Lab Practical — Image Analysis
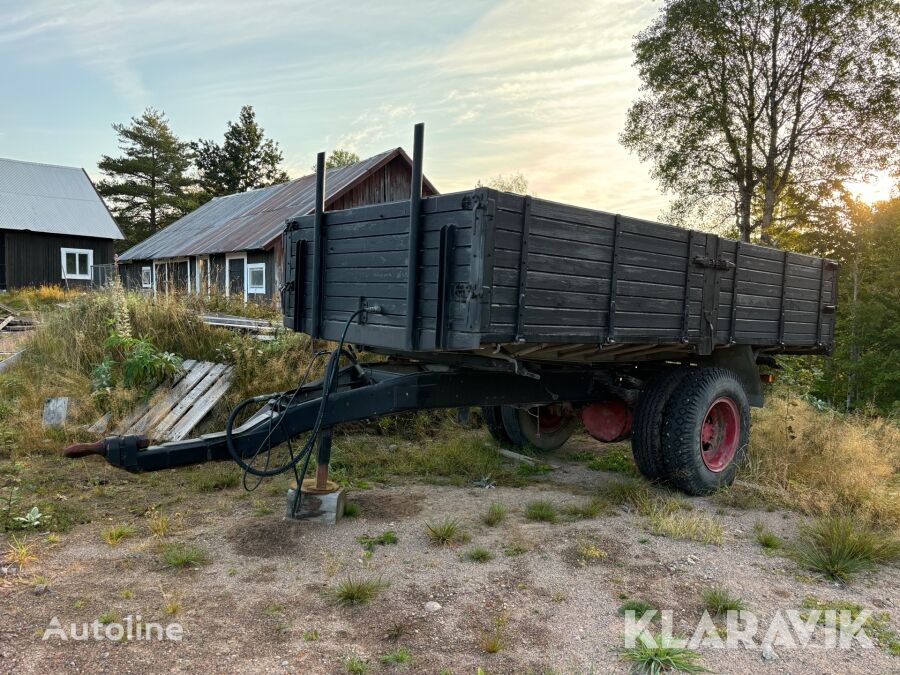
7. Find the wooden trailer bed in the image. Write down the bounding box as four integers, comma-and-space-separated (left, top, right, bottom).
282, 187, 838, 364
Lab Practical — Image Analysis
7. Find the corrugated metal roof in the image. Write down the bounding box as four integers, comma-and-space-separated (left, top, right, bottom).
0, 158, 123, 240
120, 147, 432, 261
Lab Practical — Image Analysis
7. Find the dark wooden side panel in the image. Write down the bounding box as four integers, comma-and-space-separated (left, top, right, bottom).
281, 188, 838, 357
3, 229, 113, 288
484, 194, 704, 343
283, 193, 481, 350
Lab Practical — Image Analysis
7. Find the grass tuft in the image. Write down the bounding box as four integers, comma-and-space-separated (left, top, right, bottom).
524, 500, 558, 523
585, 444, 638, 475
618, 600, 658, 620
357, 530, 397, 552
379, 647, 412, 665
343, 502, 360, 518
329, 576, 389, 606
160, 542, 207, 569
4, 534, 37, 570
791, 514, 900, 582
561, 497, 609, 520
343, 654, 370, 674
425, 518, 464, 545
752, 522, 781, 550
462, 546, 494, 563
101, 524, 136, 546
621, 636, 708, 674
702, 587, 746, 615
483, 501, 507, 527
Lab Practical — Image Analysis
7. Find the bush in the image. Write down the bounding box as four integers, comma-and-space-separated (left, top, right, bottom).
792, 515, 900, 582
748, 397, 900, 525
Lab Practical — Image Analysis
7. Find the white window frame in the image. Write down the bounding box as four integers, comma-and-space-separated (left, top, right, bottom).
61, 247, 93, 280
225, 253, 248, 301
247, 263, 266, 295
140, 266, 152, 289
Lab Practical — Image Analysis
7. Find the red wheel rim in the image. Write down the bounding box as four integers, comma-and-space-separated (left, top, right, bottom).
699, 397, 739, 472
533, 406, 565, 433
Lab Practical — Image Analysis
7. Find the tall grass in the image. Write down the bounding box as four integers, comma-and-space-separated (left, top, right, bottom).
747, 397, 900, 526
0, 289, 318, 456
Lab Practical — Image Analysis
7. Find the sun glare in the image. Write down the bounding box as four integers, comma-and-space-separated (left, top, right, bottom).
846, 169, 898, 205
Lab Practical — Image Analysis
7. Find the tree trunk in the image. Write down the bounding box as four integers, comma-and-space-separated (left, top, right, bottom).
738, 185, 753, 242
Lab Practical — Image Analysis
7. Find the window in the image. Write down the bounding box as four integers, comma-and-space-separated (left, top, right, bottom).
61, 248, 93, 280
247, 263, 266, 294
141, 266, 152, 288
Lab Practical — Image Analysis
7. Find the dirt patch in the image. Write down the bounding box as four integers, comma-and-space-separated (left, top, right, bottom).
350, 488, 425, 520
3, 440, 899, 674
227, 518, 309, 557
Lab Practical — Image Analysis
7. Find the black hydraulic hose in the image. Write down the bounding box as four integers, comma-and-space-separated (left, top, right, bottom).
225, 308, 373, 477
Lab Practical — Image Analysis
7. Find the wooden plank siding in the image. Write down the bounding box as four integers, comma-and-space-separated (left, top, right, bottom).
282, 187, 838, 361
2, 229, 114, 289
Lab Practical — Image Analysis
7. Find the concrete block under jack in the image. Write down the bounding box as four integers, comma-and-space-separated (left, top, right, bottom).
286, 480, 346, 525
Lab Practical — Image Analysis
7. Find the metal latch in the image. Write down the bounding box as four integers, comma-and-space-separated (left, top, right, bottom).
452, 283, 480, 301
693, 256, 735, 271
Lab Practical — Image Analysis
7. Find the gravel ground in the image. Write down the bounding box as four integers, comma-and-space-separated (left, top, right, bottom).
1, 444, 898, 674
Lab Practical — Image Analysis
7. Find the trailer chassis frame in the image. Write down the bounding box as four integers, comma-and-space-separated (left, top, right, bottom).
66, 359, 645, 474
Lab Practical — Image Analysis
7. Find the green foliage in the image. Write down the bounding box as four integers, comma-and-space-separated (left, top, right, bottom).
97, 108, 198, 249
585, 445, 637, 474
325, 149, 360, 169
194, 105, 289, 197
103, 332, 183, 389
622, 0, 900, 241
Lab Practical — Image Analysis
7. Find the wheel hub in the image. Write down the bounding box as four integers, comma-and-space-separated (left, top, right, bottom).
699, 396, 739, 472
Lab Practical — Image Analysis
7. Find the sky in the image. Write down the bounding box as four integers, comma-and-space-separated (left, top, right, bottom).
0, 0, 894, 220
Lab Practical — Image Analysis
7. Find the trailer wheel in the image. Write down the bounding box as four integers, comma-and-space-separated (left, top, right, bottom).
500, 404, 576, 452
631, 368, 691, 482
481, 406, 513, 445
661, 368, 750, 496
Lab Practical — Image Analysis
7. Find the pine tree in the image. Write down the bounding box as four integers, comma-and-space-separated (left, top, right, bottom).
97, 108, 198, 250
193, 105, 290, 197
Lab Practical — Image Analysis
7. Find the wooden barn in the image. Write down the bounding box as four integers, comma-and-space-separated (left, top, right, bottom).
118, 148, 437, 302
0, 158, 123, 290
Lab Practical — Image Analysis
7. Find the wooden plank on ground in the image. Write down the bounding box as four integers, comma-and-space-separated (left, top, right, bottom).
114, 359, 197, 434
152, 363, 227, 438
0, 317, 12, 332
128, 361, 215, 435
167, 367, 233, 441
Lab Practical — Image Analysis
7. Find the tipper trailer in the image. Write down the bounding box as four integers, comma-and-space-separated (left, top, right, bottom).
66, 124, 838, 501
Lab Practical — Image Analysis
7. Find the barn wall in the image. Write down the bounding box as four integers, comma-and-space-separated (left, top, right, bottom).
327, 155, 437, 210
3, 229, 114, 289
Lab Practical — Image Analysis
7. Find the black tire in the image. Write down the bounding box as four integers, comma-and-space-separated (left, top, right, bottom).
631, 368, 691, 482
500, 404, 577, 452
481, 406, 513, 445
661, 368, 750, 496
